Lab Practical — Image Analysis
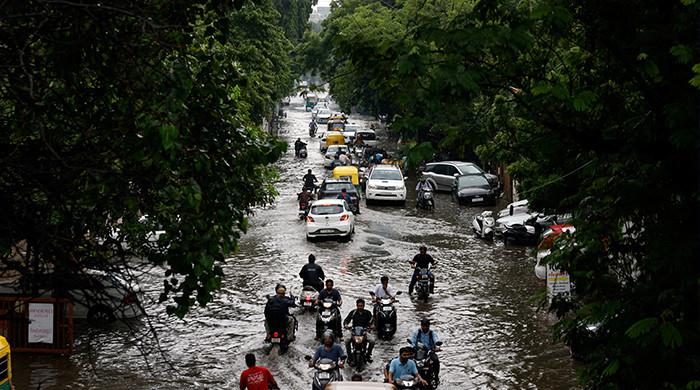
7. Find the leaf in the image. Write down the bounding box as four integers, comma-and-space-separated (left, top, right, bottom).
670, 45, 693, 64
602, 359, 620, 377
681, 0, 696, 5
625, 317, 658, 338
551, 83, 569, 99
689, 75, 700, 88
659, 322, 683, 348
531, 82, 550, 96
159, 124, 179, 151
572, 90, 598, 112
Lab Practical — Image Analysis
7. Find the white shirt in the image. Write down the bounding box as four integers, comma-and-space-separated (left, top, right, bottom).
373, 283, 396, 299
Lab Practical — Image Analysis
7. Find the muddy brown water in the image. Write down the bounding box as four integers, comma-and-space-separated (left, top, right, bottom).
13, 97, 579, 389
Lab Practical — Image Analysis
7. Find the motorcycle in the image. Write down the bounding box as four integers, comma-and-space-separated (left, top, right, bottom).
415, 267, 433, 302
296, 144, 308, 158
265, 313, 298, 354
298, 197, 311, 220
306, 357, 343, 390
417, 189, 435, 210
395, 374, 420, 389
299, 285, 319, 311
410, 340, 442, 389
472, 210, 495, 239
369, 291, 402, 340
346, 325, 369, 369
316, 298, 342, 339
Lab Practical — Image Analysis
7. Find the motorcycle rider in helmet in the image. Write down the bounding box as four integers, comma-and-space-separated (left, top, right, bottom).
264, 284, 297, 342
299, 254, 325, 292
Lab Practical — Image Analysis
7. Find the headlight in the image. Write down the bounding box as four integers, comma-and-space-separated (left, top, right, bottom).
368, 184, 378, 189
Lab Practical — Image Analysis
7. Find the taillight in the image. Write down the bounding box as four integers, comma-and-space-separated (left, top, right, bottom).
340, 215, 349, 221
306, 216, 315, 222
273, 332, 279, 337
306, 296, 311, 301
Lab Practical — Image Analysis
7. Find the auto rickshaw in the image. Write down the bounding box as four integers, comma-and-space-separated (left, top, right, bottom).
0, 336, 13, 390
327, 117, 346, 132
332, 166, 363, 195
324, 132, 346, 150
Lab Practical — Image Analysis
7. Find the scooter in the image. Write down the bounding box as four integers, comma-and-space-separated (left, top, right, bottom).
346, 325, 369, 369
412, 340, 442, 389
369, 291, 402, 340
298, 198, 311, 220
299, 285, 319, 311
316, 298, 342, 339
417, 189, 435, 210
265, 314, 297, 354
395, 374, 420, 389
472, 210, 495, 239
296, 144, 308, 158
415, 267, 433, 302
306, 357, 343, 390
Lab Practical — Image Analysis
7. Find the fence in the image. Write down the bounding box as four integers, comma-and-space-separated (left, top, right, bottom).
0, 296, 73, 355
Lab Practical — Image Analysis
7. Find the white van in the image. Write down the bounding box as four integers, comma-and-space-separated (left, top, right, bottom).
365, 164, 406, 204
355, 129, 378, 147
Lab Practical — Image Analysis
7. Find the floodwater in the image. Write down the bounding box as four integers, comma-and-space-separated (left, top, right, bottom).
13, 97, 580, 389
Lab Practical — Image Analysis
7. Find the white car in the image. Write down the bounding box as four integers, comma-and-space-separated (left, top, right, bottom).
316, 109, 333, 124
305, 199, 355, 241
343, 124, 360, 144
497, 199, 530, 218
365, 165, 407, 204
324, 145, 350, 168
0, 270, 144, 325
355, 129, 378, 147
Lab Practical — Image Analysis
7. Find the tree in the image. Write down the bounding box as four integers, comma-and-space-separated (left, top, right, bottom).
0, 0, 293, 317
299, 0, 700, 387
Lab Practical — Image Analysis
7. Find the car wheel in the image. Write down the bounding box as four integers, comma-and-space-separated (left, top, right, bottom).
87, 304, 116, 325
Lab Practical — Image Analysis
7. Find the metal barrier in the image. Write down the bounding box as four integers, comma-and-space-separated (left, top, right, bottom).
0, 297, 73, 355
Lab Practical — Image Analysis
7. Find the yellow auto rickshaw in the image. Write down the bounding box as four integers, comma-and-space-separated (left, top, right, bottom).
0, 336, 13, 390
325, 132, 346, 150
332, 166, 359, 186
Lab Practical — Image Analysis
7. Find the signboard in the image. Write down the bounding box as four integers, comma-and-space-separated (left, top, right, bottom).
28, 303, 54, 344
546, 265, 571, 301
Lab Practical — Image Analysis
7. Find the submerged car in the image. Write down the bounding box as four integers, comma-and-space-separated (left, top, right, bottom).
305, 199, 355, 241
451, 174, 497, 205
421, 161, 500, 193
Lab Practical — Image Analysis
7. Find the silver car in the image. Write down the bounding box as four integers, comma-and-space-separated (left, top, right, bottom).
421, 161, 500, 192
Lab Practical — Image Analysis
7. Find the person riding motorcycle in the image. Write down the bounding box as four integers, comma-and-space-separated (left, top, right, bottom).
298, 188, 313, 209
310, 331, 346, 369
316, 279, 343, 338
410, 319, 441, 382
294, 138, 307, 157
303, 169, 318, 192
264, 284, 297, 341
372, 275, 397, 301
343, 298, 375, 363
299, 254, 325, 292
387, 346, 428, 386
408, 245, 436, 295
415, 176, 434, 202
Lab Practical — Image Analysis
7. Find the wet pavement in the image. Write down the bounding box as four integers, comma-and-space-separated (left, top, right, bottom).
13, 96, 580, 389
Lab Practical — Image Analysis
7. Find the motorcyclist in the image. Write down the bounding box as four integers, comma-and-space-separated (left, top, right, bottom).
415, 176, 434, 203
387, 346, 428, 386
410, 318, 441, 381
299, 254, 325, 292
343, 298, 375, 363
294, 138, 307, 157
303, 169, 318, 192
264, 284, 297, 342
337, 188, 353, 206
316, 279, 343, 338
408, 245, 436, 295
298, 188, 313, 209
372, 275, 397, 301
338, 152, 351, 166
310, 331, 346, 369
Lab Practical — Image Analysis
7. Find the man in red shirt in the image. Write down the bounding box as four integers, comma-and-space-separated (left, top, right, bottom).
240, 353, 279, 390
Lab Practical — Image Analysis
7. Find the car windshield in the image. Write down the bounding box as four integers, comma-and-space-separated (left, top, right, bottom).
324, 183, 355, 192
457, 175, 489, 188
311, 205, 344, 215
456, 163, 483, 175
371, 170, 402, 180
327, 146, 347, 153
357, 132, 376, 140
345, 125, 360, 132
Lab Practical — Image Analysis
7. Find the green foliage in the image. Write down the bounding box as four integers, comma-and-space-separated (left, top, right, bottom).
0, 0, 293, 316
299, 0, 700, 388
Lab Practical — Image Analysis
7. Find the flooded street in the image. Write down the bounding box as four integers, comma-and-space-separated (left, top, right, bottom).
14, 97, 579, 389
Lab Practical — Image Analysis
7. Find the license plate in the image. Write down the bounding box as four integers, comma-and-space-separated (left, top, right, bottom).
320, 229, 335, 233
303, 301, 312, 306
382, 306, 393, 312
472, 197, 484, 202
271, 337, 281, 343
319, 372, 331, 379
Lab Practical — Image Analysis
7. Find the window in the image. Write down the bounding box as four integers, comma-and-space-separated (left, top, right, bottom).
324, 183, 355, 192
432, 165, 448, 175
457, 175, 489, 189
456, 163, 483, 175
445, 165, 459, 176
371, 169, 402, 181
311, 205, 344, 215
357, 131, 376, 140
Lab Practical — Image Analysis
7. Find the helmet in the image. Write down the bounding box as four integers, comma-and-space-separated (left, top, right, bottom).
308, 254, 316, 263
322, 329, 335, 343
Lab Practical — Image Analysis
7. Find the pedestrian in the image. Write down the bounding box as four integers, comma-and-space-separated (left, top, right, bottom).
240, 353, 279, 390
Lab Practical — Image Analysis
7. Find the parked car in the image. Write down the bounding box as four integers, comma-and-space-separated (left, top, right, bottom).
451, 174, 498, 205
0, 270, 144, 325
305, 199, 355, 241
318, 178, 361, 213
324, 145, 350, 168
365, 164, 407, 204
421, 161, 500, 193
